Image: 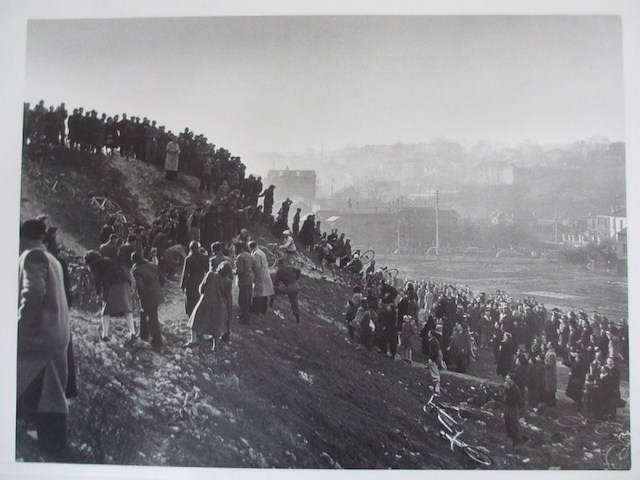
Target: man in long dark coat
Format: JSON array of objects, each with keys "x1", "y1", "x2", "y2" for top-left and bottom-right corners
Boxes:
[{"x1": 131, "y1": 252, "x2": 165, "y2": 351}]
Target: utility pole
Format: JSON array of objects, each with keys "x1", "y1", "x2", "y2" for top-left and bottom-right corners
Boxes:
[
  {"x1": 554, "y1": 193, "x2": 558, "y2": 244},
  {"x1": 435, "y1": 190, "x2": 440, "y2": 255},
  {"x1": 397, "y1": 198, "x2": 401, "y2": 253}
]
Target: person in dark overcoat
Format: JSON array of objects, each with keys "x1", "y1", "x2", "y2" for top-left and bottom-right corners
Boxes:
[
  {"x1": 84, "y1": 250, "x2": 136, "y2": 341},
  {"x1": 496, "y1": 332, "x2": 516, "y2": 377},
  {"x1": 504, "y1": 374, "x2": 526, "y2": 445},
  {"x1": 234, "y1": 242, "x2": 254, "y2": 325},
  {"x1": 526, "y1": 355, "x2": 543, "y2": 411},
  {"x1": 180, "y1": 241, "x2": 209, "y2": 316},
  {"x1": 258, "y1": 185, "x2": 276, "y2": 215},
  {"x1": 187, "y1": 261, "x2": 233, "y2": 352},
  {"x1": 298, "y1": 215, "x2": 315, "y2": 251},
  {"x1": 565, "y1": 351, "x2": 588, "y2": 409},
  {"x1": 131, "y1": 252, "x2": 165, "y2": 350}
]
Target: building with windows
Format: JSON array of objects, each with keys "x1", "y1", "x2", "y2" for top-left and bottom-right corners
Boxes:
[
  {"x1": 266, "y1": 168, "x2": 316, "y2": 204},
  {"x1": 587, "y1": 213, "x2": 627, "y2": 243}
]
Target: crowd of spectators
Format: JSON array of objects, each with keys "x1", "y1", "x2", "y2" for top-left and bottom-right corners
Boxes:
[
  {"x1": 343, "y1": 276, "x2": 629, "y2": 444},
  {"x1": 20, "y1": 99, "x2": 629, "y2": 457}
]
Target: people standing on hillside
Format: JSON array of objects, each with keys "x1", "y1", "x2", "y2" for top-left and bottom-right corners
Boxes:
[
  {"x1": 99, "y1": 233, "x2": 119, "y2": 259},
  {"x1": 543, "y1": 343, "x2": 558, "y2": 407},
  {"x1": 163, "y1": 243, "x2": 187, "y2": 280},
  {"x1": 449, "y1": 323, "x2": 472, "y2": 373},
  {"x1": 180, "y1": 241, "x2": 209, "y2": 317},
  {"x1": 17, "y1": 219, "x2": 72, "y2": 459},
  {"x1": 526, "y1": 354, "x2": 544, "y2": 412},
  {"x1": 503, "y1": 373, "x2": 526, "y2": 446},
  {"x1": 84, "y1": 250, "x2": 136, "y2": 342},
  {"x1": 209, "y1": 241, "x2": 233, "y2": 273},
  {"x1": 258, "y1": 185, "x2": 276, "y2": 216},
  {"x1": 292, "y1": 208, "x2": 301, "y2": 238},
  {"x1": 427, "y1": 327, "x2": 444, "y2": 394},
  {"x1": 298, "y1": 214, "x2": 315, "y2": 251},
  {"x1": 131, "y1": 252, "x2": 165, "y2": 351},
  {"x1": 165, "y1": 135, "x2": 181, "y2": 181},
  {"x1": 496, "y1": 331, "x2": 516, "y2": 378},
  {"x1": 565, "y1": 351, "x2": 588, "y2": 410},
  {"x1": 249, "y1": 241, "x2": 275, "y2": 319},
  {"x1": 356, "y1": 299, "x2": 374, "y2": 352},
  {"x1": 400, "y1": 315, "x2": 416, "y2": 363},
  {"x1": 270, "y1": 258, "x2": 301, "y2": 324},
  {"x1": 187, "y1": 261, "x2": 233, "y2": 353},
  {"x1": 234, "y1": 242, "x2": 254, "y2": 326}
]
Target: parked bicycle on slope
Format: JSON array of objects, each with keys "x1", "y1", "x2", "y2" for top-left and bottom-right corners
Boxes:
[{"x1": 422, "y1": 394, "x2": 494, "y2": 466}]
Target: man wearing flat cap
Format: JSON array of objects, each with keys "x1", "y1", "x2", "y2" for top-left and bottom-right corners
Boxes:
[{"x1": 17, "y1": 219, "x2": 71, "y2": 458}]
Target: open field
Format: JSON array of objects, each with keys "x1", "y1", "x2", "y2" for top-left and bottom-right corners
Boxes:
[{"x1": 378, "y1": 254, "x2": 628, "y2": 320}]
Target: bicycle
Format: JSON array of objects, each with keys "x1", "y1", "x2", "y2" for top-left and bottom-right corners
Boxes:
[
  {"x1": 382, "y1": 267, "x2": 399, "y2": 282},
  {"x1": 34, "y1": 173, "x2": 76, "y2": 198},
  {"x1": 435, "y1": 400, "x2": 495, "y2": 421},
  {"x1": 601, "y1": 431, "x2": 630, "y2": 470},
  {"x1": 469, "y1": 332, "x2": 479, "y2": 359},
  {"x1": 82, "y1": 194, "x2": 123, "y2": 217},
  {"x1": 555, "y1": 414, "x2": 624, "y2": 436},
  {"x1": 360, "y1": 249, "x2": 375, "y2": 264},
  {"x1": 264, "y1": 243, "x2": 287, "y2": 268},
  {"x1": 422, "y1": 394, "x2": 494, "y2": 466},
  {"x1": 68, "y1": 263, "x2": 99, "y2": 311}
]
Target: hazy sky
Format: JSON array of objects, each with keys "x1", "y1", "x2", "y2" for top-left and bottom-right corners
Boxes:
[{"x1": 25, "y1": 15, "x2": 624, "y2": 156}]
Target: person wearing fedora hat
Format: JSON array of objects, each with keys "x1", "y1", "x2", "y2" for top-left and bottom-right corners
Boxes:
[{"x1": 17, "y1": 219, "x2": 71, "y2": 458}]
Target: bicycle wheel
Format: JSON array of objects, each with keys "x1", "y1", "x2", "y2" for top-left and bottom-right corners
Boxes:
[
  {"x1": 470, "y1": 338, "x2": 478, "y2": 359},
  {"x1": 595, "y1": 422, "x2": 625, "y2": 436},
  {"x1": 104, "y1": 199, "x2": 122, "y2": 215},
  {"x1": 34, "y1": 179, "x2": 51, "y2": 197},
  {"x1": 555, "y1": 416, "x2": 583, "y2": 429},
  {"x1": 57, "y1": 180, "x2": 76, "y2": 198},
  {"x1": 386, "y1": 268, "x2": 399, "y2": 278},
  {"x1": 604, "y1": 443, "x2": 631, "y2": 470},
  {"x1": 360, "y1": 250, "x2": 375, "y2": 264},
  {"x1": 463, "y1": 446, "x2": 493, "y2": 466}
]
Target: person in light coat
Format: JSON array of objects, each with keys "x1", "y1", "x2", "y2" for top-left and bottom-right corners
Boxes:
[
  {"x1": 17, "y1": 219, "x2": 71, "y2": 458},
  {"x1": 164, "y1": 135, "x2": 180, "y2": 181},
  {"x1": 249, "y1": 241, "x2": 274, "y2": 317}
]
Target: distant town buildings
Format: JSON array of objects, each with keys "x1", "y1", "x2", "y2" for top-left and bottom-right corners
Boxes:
[
  {"x1": 266, "y1": 167, "x2": 316, "y2": 204},
  {"x1": 587, "y1": 213, "x2": 627, "y2": 243},
  {"x1": 476, "y1": 161, "x2": 514, "y2": 185}
]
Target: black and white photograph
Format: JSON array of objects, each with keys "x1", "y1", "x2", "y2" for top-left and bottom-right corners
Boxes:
[{"x1": 2, "y1": 1, "x2": 640, "y2": 478}]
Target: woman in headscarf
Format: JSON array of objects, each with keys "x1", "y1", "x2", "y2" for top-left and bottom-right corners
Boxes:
[{"x1": 186, "y1": 260, "x2": 233, "y2": 353}]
